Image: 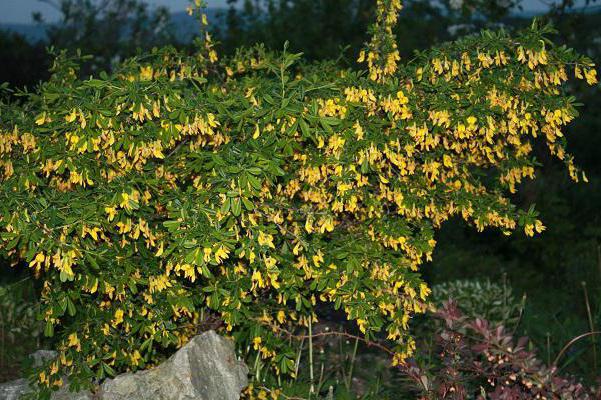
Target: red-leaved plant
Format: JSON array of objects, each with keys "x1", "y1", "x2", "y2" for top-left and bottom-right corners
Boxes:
[{"x1": 404, "y1": 300, "x2": 599, "y2": 399}]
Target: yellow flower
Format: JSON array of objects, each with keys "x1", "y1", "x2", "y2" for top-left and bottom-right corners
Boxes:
[
  {"x1": 442, "y1": 154, "x2": 453, "y2": 168},
  {"x1": 67, "y1": 332, "x2": 81, "y2": 350},
  {"x1": 119, "y1": 192, "x2": 129, "y2": 208},
  {"x1": 251, "y1": 270, "x2": 264, "y2": 289},
  {"x1": 155, "y1": 242, "x2": 164, "y2": 257},
  {"x1": 277, "y1": 310, "x2": 286, "y2": 324},
  {"x1": 112, "y1": 309, "x2": 124, "y2": 327},
  {"x1": 257, "y1": 231, "x2": 275, "y2": 248},
  {"x1": 304, "y1": 215, "x2": 314, "y2": 233},
  {"x1": 149, "y1": 274, "x2": 172, "y2": 293},
  {"x1": 214, "y1": 246, "x2": 229, "y2": 263},
  {"x1": 356, "y1": 318, "x2": 367, "y2": 333},
  {"x1": 65, "y1": 109, "x2": 78, "y2": 123},
  {"x1": 264, "y1": 256, "x2": 277, "y2": 268},
  {"x1": 585, "y1": 68, "x2": 598, "y2": 85},
  {"x1": 203, "y1": 247, "x2": 212, "y2": 262},
  {"x1": 29, "y1": 252, "x2": 45, "y2": 270},
  {"x1": 391, "y1": 352, "x2": 407, "y2": 367},
  {"x1": 419, "y1": 283, "x2": 431, "y2": 301},
  {"x1": 39, "y1": 371, "x2": 48, "y2": 384},
  {"x1": 534, "y1": 219, "x2": 546, "y2": 234},
  {"x1": 140, "y1": 66, "x2": 153, "y2": 81},
  {"x1": 357, "y1": 50, "x2": 365, "y2": 63},
  {"x1": 354, "y1": 121, "x2": 364, "y2": 139},
  {"x1": 130, "y1": 350, "x2": 142, "y2": 366},
  {"x1": 35, "y1": 112, "x2": 47, "y2": 125}
]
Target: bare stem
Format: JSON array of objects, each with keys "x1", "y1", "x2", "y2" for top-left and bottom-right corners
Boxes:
[
  {"x1": 582, "y1": 281, "x2": 597, "y2": 370},
  {"x1": 553, "y1": 331, "x2": 601, "y2": 367},
  {"x1": 308, "y1": 317, "x2": 314, "y2": 397},
  {"x1": 346, "y1": 337, "x2": 359, "y2": 390}
]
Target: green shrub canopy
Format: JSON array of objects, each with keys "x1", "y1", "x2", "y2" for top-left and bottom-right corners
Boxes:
[{"x1": 0, "y1": 0, "x2": 597, "y2": 393}]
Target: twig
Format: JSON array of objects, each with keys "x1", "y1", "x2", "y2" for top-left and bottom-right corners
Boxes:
[
  {"x1": 581, "y1": 282, "x2": 597, "y2": 371},
  {"x1": 268, "y1": 323, "x2": 396, "y2": 356},
  {"x1": 294, "y1": 336, "x2": 304, "y2": 379},
  {"x1": 166, "y1": 139, "x2": 189, "y2": 158},
  {"x1": 308, "y1": 317, "x2": 314, "y2": 397},
  {"x1": 346, "y1": 336, "x2": 359, "y2": 390},
  {"x1": 553, "y1": 331, "x2": 601, "y2": 367}
]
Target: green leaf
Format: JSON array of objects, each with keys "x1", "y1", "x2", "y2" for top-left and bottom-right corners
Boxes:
[
  {"x1": 299, "y1": 118, "x2": 311, "y2": 138},
  {"x1": 103, "y1": 362, "x2": 117, "y2": 377},
  {"x1": 163, "y1": 220, "x2": 181, "y2": 231},
  {"x1": 242, "y1": 197, "x2": 254, "y2": 210},
  {"x1": 231, "y1": 197, "x2": 241, "y2": 216},
  {"x1": 220, "y1": 198, "x2": 231, "y2": 214},
  {"x1": 67, "y1": 297, "x2": 76, "y2": 317},
  {"x1": 44, "y1": 321, "x2": 54, "y2": 337}
]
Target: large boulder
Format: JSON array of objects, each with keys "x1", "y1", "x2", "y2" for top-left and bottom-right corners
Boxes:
[
  {"x1": 100, "y1": 330, "x2": 248, "y2": 400},
  {"x1": 0, "y1": 331, "x2": 248, "y2": 400},
  {"x1": 0, "y1": 379, "x2": 29, "y2": 400}
]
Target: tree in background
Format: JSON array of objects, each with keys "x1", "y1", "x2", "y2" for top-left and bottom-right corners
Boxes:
[
  {"x1": 0, "y1": 0, "x2": 178, "y2": 90},
  {"x1": 220, "y1": 0, "x2": 374, "y2": 60},
  {"x1": 218, "y1": 0, "x2": 522, "y2": 60},
  {"x1": 34, "y1": 0, "x2": 177, "y2": 74},
  {"x1": 0, "y1": 31, "x2": 50, "y2": 91}
]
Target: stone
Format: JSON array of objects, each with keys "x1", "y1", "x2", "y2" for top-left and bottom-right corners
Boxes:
[
  {"x1": 0, "y1": 349, "x2": 94, "y2": 400},
  {"x1": 29, "y1": 350, "x2": 58, "y2": 368},
  {"x1": 50, "y1": 388, "x2": 94, "y2": 400},
  {"x1": 0, "y1": 351, "x2": 93, "y2": 400},
  {"x1": 100, "y1": 330, "x2": 248, "y2": 400},
  {"x1": 0, "y1": 378, "x2": 93, "y2": 400},
  {"x1": 0, "y1": 379, "x2": 30, "y2": 400},
  {"x1": 0, "y1": 349, "x2": 59, "y2": 400}
]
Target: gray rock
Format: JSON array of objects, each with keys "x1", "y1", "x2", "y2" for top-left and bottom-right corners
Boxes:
[
  {"x1": 0, "y1": 350, "x2": 59, "y2": 400},
  {"x1": 100, "y1": 330, "x2": 248, "y2": 400},
  {"x1": 0, "y1": 378, "x2": 93, "y2": 400},
  {"x1": 0, "y1": 379, "x2": 30, "y2": 400},
  {"x1": 0, "y1": 350, "x2": 92, "y2": 400},
  {"x1": 29, "y1": 350, "x2": 58, "y2": 368},
  {"x1": 51, "y1": 387, "x2": 93, "y2": 400}
]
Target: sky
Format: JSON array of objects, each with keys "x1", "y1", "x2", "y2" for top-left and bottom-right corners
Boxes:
[
  {"x1": 0, "y1": 0, "x2": 229, "y2": 23},
  {"x1": 0, "y1": 0, "x2": 585, "y2": 24}
]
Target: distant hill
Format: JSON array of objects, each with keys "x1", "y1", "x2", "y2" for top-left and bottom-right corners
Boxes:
[
  {"x1": 0, "y1": 8, "x2": 226, "y2": 44},
  {"x1": 0, "y1": 23, "x2": 48, "y2": 43}
]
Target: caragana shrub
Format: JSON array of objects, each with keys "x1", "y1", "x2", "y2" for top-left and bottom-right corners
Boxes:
[{"x1": 0, "y1": 0, "x2": 597, "y2": 394}]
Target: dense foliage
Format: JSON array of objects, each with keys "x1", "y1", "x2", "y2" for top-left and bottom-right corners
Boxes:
[
  {"x1": 0, "y1": 0, "x2": 597, "y2": 395},
  {"x1": 430, "y1": 279, "x2": 523, "y2": 327}
]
